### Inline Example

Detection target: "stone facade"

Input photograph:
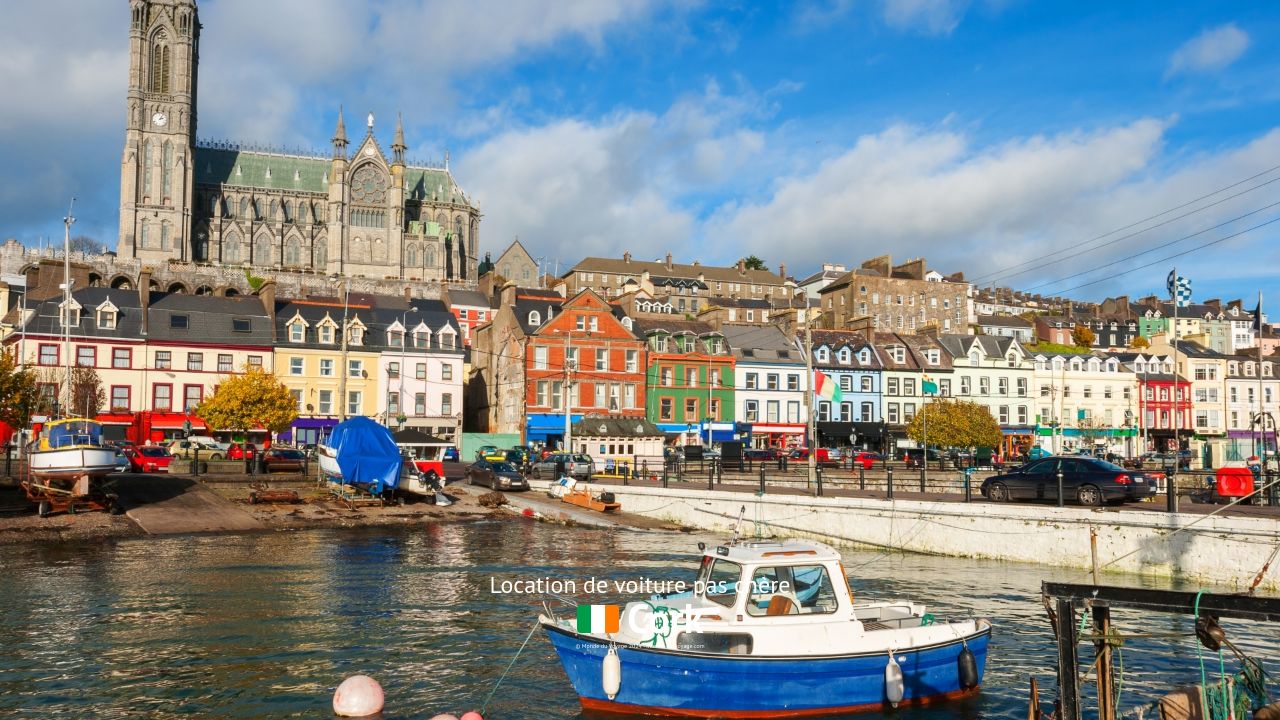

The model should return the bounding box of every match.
[818,255,973,334]
[116,0,479,284]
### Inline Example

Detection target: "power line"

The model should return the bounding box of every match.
[968,163,1280,286]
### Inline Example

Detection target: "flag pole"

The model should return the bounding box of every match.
[1258,289,1265,460]
[1171,268,1180,457]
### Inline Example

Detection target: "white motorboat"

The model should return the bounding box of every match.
[29,419,120,480]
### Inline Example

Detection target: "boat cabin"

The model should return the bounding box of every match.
[38,419,104,450]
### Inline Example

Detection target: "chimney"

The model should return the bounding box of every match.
[737,259,746,275]
[500,281,518,308]
[623,251,632,264]
[861,254,891,277]
[778,262,786,279]
[665,253,673,270]
[137,268,151,336]
[893,258,926,281]
[255,280,277,342]
[1204,298,1221,312]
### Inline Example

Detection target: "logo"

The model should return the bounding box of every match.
[576,602,718,648]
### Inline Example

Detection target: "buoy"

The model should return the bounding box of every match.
[884,657,904,707]
[332,674,384,717]
[602,645,622,700]
[957,644,979,689]
[522,507,535,517]
[461,713,484,720]
[429,715,460,720]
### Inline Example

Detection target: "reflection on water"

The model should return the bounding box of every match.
[0,520,1277,719]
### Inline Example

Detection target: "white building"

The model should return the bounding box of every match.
[375,303,464,442]
[937,334,1035,457]
[1032,353,1137,454]
[720,325,808,449]
[1224,354,1279,459]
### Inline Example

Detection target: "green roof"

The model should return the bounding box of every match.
[402,166,460,203]
[195,147,329,194]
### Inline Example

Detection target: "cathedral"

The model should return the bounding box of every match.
[116,0,480,282]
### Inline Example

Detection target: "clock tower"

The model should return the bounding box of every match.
[118,0,199,263]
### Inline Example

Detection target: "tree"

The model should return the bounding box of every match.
[1129,335,1150,349]
[0,349,39,429]
[194,366,298,435]
[906,399,1002,451]
[69,235,108,255]
[69,364,105,417]
[741,255,768,271]
[1071,324,1096,348]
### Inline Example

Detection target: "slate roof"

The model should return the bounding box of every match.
[147,292,273,346]
[444,288,491,309]
[566,257,788,286]
[976,314,1033,329]
[22,288,145,340]
[510,288,565,335]
[720,325,802,365]
[808,330,883,369]
[871,332,953,371]
[571,415,665,438]
[937,333,1025,360]
[633,318,719,337]
[703,296,773,309]
[1169,340,1229,359]
[276,295,461,353]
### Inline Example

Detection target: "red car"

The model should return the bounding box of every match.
[850,451,881,470]
[788,447,843,468]
[125,445,174,473]
[227,443,257,460]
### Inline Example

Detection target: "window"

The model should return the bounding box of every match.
[170,315,188,330]
[38,344,58,366]
[709,398,721,420]
[536,380,549,407]
[318,325,333,344]
[534,347,548,370]
[904,403,917,421]
[442,364,453,381]
[153,384,172,411]
[685,397,699,421]
[887,403,900,424]
[978,377,990,395]
[624,384,636,409]
[767,374,780,391]
[290,323,304,342]
[1083,385,1092,399]
[744,400,759,422]
[887,377,900,395]
[113,348,132,369]
[348,326,364,346]
[76,346,95,367]
[319,358,334,377]
[414,393,426,415]
[414,363,427,380]
[232,318,251,333]
[787,374,800,391]
[625,350,638,373]
[1017,406,1028,425]
[960,377,971,395]
[997,378,1008,396]
[661,366,674,387]
[155,350,171,369]
[290,389,303,413]
[904,378,916,396]
[860,376,872,392]
[348,360,362,378]
[387,392,401,415]
[215,354,233,373]
[940,379,951,396]
[387,361,400,378]
[110,386,130,411]
[318,390,333,415]
[1017,378,1028,397]
[660,397,674,420]
[347,391,362,416]
[745,373,758,390]
[187,352,203,371]
[183,385,202,411]
[596,348,607,370]
[686,368,698,388]
[97,308,117,330]
[998,405,1010,424]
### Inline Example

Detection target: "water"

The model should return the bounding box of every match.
[0,520,1277,719]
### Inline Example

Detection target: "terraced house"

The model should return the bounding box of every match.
[372,300,463,442]
[937,334,1034,458]
[808,330,882,449]
[872,332,952,456]
[640,319,736,445]
[720,325,807,450]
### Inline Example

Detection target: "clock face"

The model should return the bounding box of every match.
[152,112,168,127]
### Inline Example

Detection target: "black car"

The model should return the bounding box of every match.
[465,460,530,491]
[981,456,1158,506]
[742,448,779,462]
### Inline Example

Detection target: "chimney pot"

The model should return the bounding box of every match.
[665,253,673,270]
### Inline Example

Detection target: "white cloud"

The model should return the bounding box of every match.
[1168,23,1250,77]
[882,0,970,36]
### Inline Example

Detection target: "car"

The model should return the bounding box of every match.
[476,445,506,461]
[850,451,881,470]
[112,447,130,473]
[742,448,779,462]
[443,447,460,462]
[788,448,842,467]
[260,448,306,473]
[125,445,174,473]
[980,456,1159,506]
[903,448,942,468]
[1027,446,1053,460]
[227,443,258,461]
[167,438,226,461]
[505,448,532,470]
[465,460,530,491]
[530,453,595,480]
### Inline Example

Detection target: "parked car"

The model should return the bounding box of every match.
[476,445,506,461]
[125,445,174,473]
[980,456,1159,506]
[850,451,881,470]
[443,447,460,462]
[167,438,226,460]
[742,448,779,462]
[505,448,532,470]
[903,448,942,468]
[112,447,130,473]
[788,448,842,467]
[465,460,530,491]
[260,448,306,473]
[530,453,595,480]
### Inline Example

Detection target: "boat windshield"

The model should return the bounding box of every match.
[46,421,102,448]
[704,559,742,608]
[745,564,838,616]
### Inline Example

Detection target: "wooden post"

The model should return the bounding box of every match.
[1093,604,1115,720]
[1054,597,1080,720]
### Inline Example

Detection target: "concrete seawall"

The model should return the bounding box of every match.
[529,481,1280,590]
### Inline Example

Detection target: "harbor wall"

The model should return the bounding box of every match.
[529,482,1280,591]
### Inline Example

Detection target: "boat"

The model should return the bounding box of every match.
[548,476,621,513]
[29,418,120,480]
[540,537,991,717]
[318,416,402,502]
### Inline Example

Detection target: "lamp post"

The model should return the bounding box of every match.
[797,291,816,489]
[554,327,590,453]
[331,275,350,421]
[398,307,418,427]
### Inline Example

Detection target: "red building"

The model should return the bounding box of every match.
[443,288,492,348]
[1138,372,1192,452]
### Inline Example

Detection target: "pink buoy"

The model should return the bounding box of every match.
[332,675,385,717]
[461,712,484,720]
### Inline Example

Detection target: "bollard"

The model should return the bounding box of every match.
[816,466,824,497]
[4,442,11,477]
[1268,468,1277,507]
[194,446,200,477]
[1166,469,1177,513]
[858,465,865,490]
[759,465,766,494]
[886,467,894,500]
[963,469,972,502]
[919,466,926,493]
[777,456,784,472]
[1057,466,1065,508]
[708,461,715,490]
[303,451,309,480]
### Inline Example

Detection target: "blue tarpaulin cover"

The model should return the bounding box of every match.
[326,416,402,494]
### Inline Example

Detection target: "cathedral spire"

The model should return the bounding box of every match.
[332,106,348,159]
[392,112,406,165]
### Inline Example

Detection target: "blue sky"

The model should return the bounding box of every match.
[2,0,1279,306]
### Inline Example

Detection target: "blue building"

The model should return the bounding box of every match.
[809,330,884,448]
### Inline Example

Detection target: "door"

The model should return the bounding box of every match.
[1018,458,1058,500]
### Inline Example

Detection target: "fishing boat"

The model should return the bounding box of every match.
[540,537,991,717]
[29,418,119,480]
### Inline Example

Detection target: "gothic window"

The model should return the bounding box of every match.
[160,221,171,251]
[436,212,447,231]
[425,244,436,268]
[239,198,249,218]
[162,141,173,200]
[139,220,150,249]
[224,233,241,263]
[282,200,292,223]
[254,235,271,265]
[284,239,301,267]
[211,195,221,216]
[297,201,308,223]
[269,200,279,221]
[143,141,154,200]
[314,237,327,267]
[454,217,464,243]
[149,32,171,94]
[350,165,388,204]
[405,243,419,267]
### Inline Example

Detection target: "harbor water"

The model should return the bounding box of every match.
[1,519,1277,718]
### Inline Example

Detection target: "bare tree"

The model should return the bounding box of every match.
[69,235,108,255]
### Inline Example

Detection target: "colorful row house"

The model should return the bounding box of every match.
[638,319,737,445]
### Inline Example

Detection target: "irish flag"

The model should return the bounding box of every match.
[577,604,621,634]
[814,372,842,404]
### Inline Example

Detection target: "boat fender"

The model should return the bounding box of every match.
[599,491,616,504]
[603,645,622,700]
[884,656,904,707]
[957,643,979,689]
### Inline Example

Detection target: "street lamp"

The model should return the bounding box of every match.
[397,307,419,427]
[553,327,591,453]
[330,275,350,421]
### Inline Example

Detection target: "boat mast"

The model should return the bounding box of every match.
[62,198,75,418]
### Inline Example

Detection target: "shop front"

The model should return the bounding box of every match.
[525,413,584,449]
[281,418,338,447]
[815,421,885,451]
[748,422,806,449]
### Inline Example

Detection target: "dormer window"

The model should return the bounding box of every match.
[816,347,830,363]
[388,328,405,347]
[348,326,364,346]
[890,346,905,363]
[319,324,334,344]
[439,330,456,350]
[622,317,633,330]
[926,350,939,365]
[859,349,871,364]
[528,311,541,327]
[289,322,305,343]
[838,348,851,364]
[969,351,980,365]
[97,308,117,330]
[413,330,429,348]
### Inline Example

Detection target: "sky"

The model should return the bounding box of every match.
[2,0,1280,306]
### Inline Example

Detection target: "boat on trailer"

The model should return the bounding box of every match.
[540,537,991,717]
[29,418,119,480]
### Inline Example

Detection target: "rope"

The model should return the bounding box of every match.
[480,619,540,715]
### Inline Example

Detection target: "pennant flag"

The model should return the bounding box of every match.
[922,375,939,395]
[814,371,843,404]
[577,604,621,634]
[1253,293,1263,333]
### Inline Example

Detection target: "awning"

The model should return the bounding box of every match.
[147,413,209,430]
[291,418,339,430]
[750,423,805,435]
[1001,426,1036,436]
[95,412,134,426]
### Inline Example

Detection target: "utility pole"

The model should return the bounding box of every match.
[61,198,76,417]
[802,293,816,489]
[334,277,350,421]
[563,330,573,452]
